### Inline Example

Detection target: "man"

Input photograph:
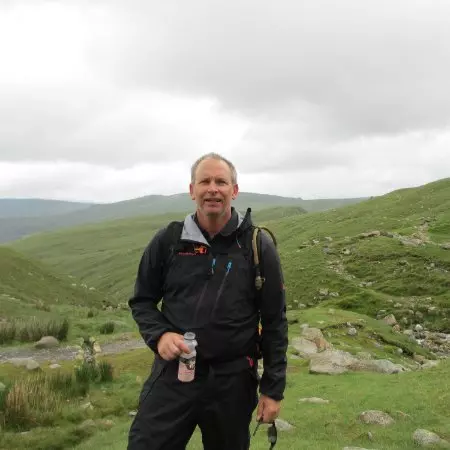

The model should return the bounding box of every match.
[128,153,288,450]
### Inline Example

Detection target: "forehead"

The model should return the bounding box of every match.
[195,158,233,180]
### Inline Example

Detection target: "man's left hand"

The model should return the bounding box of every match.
[256,395,281,423]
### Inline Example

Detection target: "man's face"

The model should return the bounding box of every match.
[189,158,239,218]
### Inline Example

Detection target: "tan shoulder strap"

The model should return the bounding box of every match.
[252,226,277,290]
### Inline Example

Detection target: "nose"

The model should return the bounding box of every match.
[207,182,218,193]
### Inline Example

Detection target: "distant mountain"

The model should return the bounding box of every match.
[0,198,92,218]
[0,192,366,243]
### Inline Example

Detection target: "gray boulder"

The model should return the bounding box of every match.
[35,336,60,349]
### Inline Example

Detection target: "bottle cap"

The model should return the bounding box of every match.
[184,332,196,341]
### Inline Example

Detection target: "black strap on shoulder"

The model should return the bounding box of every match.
[160,221,184,278]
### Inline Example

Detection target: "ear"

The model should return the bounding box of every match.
[189,183,195,200]
[232,183,239,200]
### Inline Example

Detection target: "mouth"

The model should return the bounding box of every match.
[204,198,222,205]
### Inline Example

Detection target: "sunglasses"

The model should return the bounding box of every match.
[252,420,277,449]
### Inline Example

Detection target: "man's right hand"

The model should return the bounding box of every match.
[157,332,191,361]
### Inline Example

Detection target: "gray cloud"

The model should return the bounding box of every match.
[1,0,450,201]
[105,0,450,136]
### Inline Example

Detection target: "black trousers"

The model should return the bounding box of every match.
[128,356,259,450]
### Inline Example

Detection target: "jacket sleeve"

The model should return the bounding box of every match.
[258,232,288,401]
[128,228,175,354]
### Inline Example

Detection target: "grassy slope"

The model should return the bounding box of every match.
[0,308,448,450]
[0,247,105,315]
[10,178,450,331]
[9,207,305,301]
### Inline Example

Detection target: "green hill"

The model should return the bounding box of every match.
[0,192,363,243]
[0,247,105,320]
[10,178,450,332]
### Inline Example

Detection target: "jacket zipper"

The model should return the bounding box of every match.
[210,261,232,318]
[192,257,216,324]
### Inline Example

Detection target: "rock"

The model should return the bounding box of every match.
[396,348,403,355]
[309,350,356,375]
[274,418,294,431]
[403,329,414,336]
[356,352,373,360]
[342,448,375,450]
[341,248,351,255]
[97,419,115,429]
[10,358,33,368]
[319,288,329,297]
[298,303,307,309]
[291,337,318,357]
[325,237,333,242]
[49,364,61,369]
[400,237,424,247]
[359,410,394,426]
[421,360,440,369]
[348,327,358,336]
[440,243,450,250]
[415,311,424,320]
[301,327,332,352]
[129,411,137,417]
[413,429,448,447]
[359,230,381,238]
[350,359,406,374]
[329,292,340,297]
[392,324,401,333]
[81,402,94,411]
[414,354,426,364]
[394,303,402,308]
[26,360,40,371]
[382,314,397,326]
[78,419,97,431]
[35,336,59,349]
[299,397,330,404]
[415,324,424,332]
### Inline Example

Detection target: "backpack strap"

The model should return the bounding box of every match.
[251,226,278,291]
[160,221,184,279]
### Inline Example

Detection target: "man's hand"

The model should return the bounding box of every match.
[157,332,191,361]
[256,395,281,423]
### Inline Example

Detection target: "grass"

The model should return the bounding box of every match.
[0,178,448,448]
[0,317,69,345]
[0,306,448,449]
[7,178,449,333]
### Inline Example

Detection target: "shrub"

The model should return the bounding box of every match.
[1,374,63,430]
[99,321,115,335]
[87,309,95,318]
[15,317,70,343]
[56,318,70,341]
[98,360,114,382]
[0,322,16,345]
[75,362,99,384]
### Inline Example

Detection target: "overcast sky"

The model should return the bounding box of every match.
[1,0,449,203]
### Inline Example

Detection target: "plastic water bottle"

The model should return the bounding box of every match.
[178,332,197,382]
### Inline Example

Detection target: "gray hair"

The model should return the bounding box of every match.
[190,153,238,184]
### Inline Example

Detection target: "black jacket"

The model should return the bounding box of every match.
[129,208,288,401]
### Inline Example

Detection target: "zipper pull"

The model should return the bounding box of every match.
[226,261,232,274]
[210,258,216,276]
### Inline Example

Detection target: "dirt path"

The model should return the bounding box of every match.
[0,339,147,364]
